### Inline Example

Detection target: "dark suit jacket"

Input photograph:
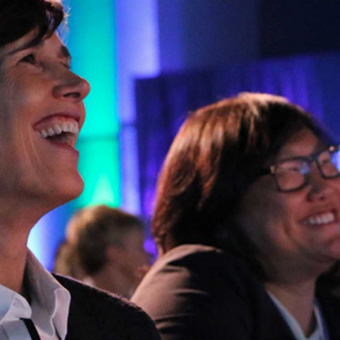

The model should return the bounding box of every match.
[131,244,340,340]
[54,274,160,340]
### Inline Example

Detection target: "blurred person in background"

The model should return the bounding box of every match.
[0,0,160,339]
[55,205,151,298]
[53,239,86,281]
[132,93,340,340]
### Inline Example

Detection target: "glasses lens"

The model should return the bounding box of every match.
[275,159,308,191]
[318,147,340,178]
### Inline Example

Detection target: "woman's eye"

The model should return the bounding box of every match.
[20,53,38,65]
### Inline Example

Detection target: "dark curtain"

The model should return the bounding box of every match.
[135,52,340,218]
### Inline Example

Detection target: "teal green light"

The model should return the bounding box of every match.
[67,0,119,137]
[76,138,121,207]
[66,0,121,207]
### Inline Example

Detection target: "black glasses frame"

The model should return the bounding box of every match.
[259,144,340,192]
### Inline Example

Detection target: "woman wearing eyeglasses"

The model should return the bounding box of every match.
[132,93,340,340]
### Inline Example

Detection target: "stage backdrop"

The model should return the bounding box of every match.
[135,52,340,218]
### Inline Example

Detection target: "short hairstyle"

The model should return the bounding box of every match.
[67,205,144,275]
[0,0,64,48]
[53,240,85,280]
[152,93,332,276]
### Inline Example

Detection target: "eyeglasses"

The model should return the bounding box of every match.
[259,144,340,192]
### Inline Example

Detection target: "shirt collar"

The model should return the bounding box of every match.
[24,250,71,339]
[0,284,31,323]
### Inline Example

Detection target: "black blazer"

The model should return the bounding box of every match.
[131,244,340,340]
[54,275,160,340]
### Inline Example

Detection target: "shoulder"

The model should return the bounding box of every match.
[135,244,255,294]
[54,274,160,340]
[131,244,264,338]
[132,245,301,340]
[145,243,234,270]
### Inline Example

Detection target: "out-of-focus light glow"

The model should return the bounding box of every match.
[66,0,121,208]
[29,0,121,267]
[115,0,160,212]
[29,0,161,267]
[28,203,74,270]
[76,138,121,208]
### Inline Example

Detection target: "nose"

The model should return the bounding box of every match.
[307,165,332,201]
[53,71,90,102]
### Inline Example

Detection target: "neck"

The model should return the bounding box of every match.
[266,279,317,336]
[0,199,42,293]
[0,228,29,293]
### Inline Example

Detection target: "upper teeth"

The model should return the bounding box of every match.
[305,212,335,226]
[39,122,79,138]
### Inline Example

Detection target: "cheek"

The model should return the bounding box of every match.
[330,178,340,199]
[12,78,43,109]
[238,181,293,249]
[0,69,24,108]
[0,85,25,133]
[129,248,146,267]
[1,69,45,109]
[0,86,14,129]
[242,184,281,227]
[0,76,46,143]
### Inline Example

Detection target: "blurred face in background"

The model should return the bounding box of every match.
[107,227,151,296]
[123,228,151,280]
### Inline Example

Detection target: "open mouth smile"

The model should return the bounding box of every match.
[34,114,81,148]
[303,211,336,226]
[39,121,79,138]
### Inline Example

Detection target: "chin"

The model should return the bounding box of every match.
[62,177,84,201]
[46,175,84,207]
[323,239,340,261]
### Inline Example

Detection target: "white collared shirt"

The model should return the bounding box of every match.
[0,250,71,340]
[268,291,328,340]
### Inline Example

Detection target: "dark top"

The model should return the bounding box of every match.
[54,274,161,340]
[131,244,340,340]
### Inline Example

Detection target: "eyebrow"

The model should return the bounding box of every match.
[7,38,71,59]
[7,39,43,56]
[276,143,327,163]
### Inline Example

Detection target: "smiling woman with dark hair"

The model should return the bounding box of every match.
[132,93,340,340]
[0,1,160,339]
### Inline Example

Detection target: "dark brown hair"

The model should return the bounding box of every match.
[0,0,64,48]
[152,93,332,274]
